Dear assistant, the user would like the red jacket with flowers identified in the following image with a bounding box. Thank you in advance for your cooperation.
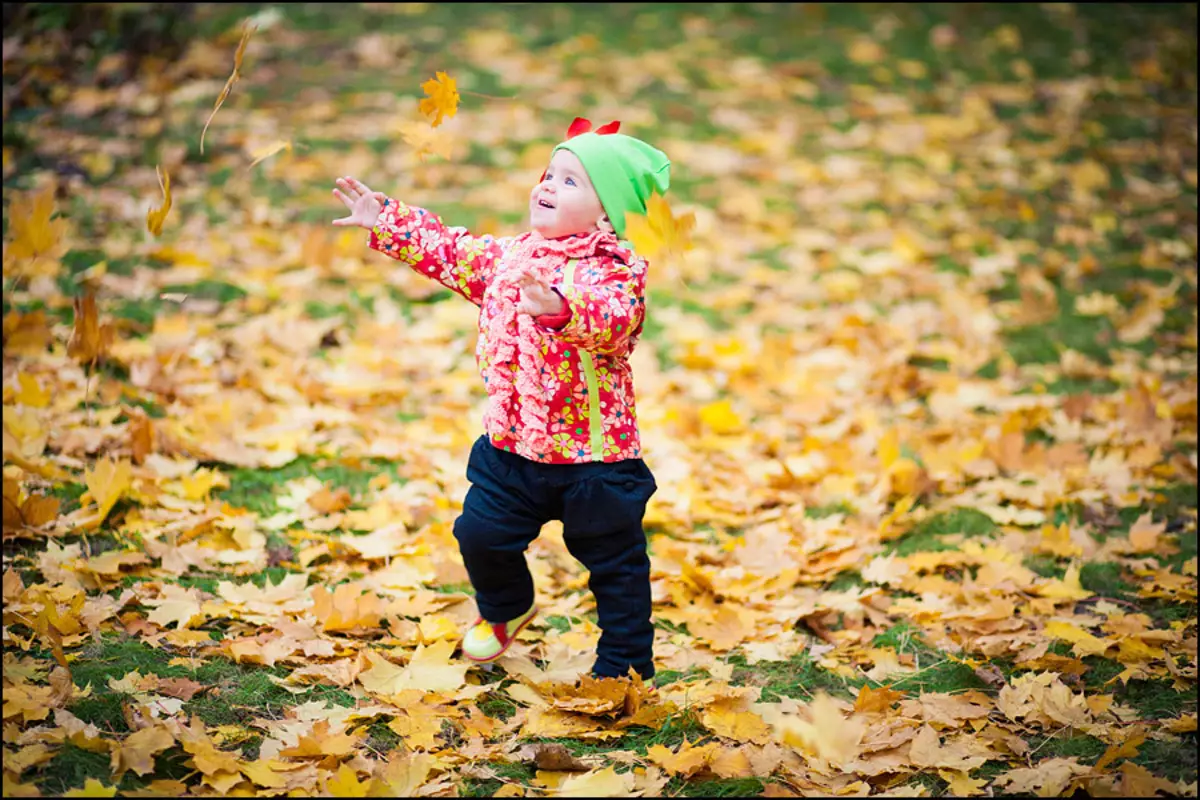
[368,198,649,465]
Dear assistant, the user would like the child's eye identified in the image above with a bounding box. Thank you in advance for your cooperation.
[565,177,577,186]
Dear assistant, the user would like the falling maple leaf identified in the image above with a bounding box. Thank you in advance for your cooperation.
[3,183,68,280]
[398,120,454,162]
[145,164,173,236]
[200,22,257,154]
[624,192,695,266]
[247,139,294,170]
[419,71,459,127]
[67,294,115,368]
[779,692,866,768]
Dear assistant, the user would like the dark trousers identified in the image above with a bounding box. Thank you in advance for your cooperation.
[453,435,658,679]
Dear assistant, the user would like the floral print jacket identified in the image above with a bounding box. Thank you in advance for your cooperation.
[369,199,649,465]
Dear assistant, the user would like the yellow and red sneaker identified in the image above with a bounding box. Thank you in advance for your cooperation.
[461,605,537,663]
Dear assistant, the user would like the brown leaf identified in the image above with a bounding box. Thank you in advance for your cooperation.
[154,677,206,701]
[67,294,115,366]
[516,742,599,772]
[307,485,352,514]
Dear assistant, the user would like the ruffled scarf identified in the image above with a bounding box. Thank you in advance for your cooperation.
[481,229,619,454]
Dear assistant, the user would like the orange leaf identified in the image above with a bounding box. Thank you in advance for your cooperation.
[67,294,115,366]
[418,71,459,127]
[623,192,694,265]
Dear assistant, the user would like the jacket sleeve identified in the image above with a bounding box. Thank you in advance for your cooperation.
[535,255,647,357]
[368,198,507,307]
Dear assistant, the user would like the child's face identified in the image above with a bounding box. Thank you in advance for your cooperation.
[529,150,607,239]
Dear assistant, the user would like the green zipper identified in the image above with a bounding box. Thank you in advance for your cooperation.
[564,259,605,462]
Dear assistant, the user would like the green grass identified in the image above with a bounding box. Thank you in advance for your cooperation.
[215,455,405,517]
[666,777,767,797]
[529,707,713,758]
[885,507,998,556]
[727,650,859,702]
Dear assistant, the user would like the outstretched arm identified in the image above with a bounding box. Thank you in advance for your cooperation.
[333,176,506,307]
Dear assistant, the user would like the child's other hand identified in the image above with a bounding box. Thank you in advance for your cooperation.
[516,273,566,317]
[332,177,387,229]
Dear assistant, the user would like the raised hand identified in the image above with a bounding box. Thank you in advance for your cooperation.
[332,176,387,229]
[516,273,566,317]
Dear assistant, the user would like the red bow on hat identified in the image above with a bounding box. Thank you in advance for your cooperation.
[540,117,621,182]
[566,116,620,138]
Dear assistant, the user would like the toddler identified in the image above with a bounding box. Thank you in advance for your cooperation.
[331,118,669,680]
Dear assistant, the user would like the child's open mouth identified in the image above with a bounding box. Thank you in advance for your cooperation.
[537,198,555,209]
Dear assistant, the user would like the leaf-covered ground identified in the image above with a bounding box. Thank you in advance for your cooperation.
[3,3,1197,797]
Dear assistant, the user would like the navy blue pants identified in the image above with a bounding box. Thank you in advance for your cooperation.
[453,435,659,679]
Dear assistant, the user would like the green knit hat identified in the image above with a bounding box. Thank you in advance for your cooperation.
[553,131,671,240]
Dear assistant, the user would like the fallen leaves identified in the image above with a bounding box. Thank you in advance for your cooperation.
[1,4,1196,799]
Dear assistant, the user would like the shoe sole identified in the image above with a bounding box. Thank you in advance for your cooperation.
[462,607,537,663]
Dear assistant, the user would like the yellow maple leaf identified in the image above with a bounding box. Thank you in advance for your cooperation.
[698,400,745,436]
[708,746,755,779]
[111,725,175,778]
[311,583,384,632]
[1035,563,1093,602]
[144,584,206,629]
[701,699,772,744]
[1127,512,1166,553]
[370,752,435,796]
[556,766,635,797]
[280,720,362,758]
[325,763,371,797]
[3,309,55,356]
[624,192,695,265]
[1094,731,1145,772]
[419,71,459,127]
[3,183,68,279]
[646,737,721,777]
[938,770,988,797]
[200,23,257,154]
[67,294,115,367]
[1043,620,1111,658]
[15,373,50,407]
[63,778,117,797]
[853,684,904,714]
[145,164,173,236]
[780,692,865,767]
[387,703,444,750]
[398,120,453,162]
[81,457,132,524]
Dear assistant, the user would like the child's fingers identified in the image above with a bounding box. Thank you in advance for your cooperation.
[332,188,354,209]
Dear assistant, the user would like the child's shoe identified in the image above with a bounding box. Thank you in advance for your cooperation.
[461,604,537,663]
